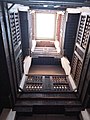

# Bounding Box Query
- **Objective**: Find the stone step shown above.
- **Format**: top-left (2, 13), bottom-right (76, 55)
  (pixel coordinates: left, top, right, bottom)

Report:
top-left (14, 99), bottom-right (82, 114)
top-left (16, 114), bottom-right (80, 120)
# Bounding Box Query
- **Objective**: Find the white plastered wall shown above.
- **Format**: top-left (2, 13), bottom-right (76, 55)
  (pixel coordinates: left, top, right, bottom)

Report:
top-left (61, 56), bottom-right (77, 90)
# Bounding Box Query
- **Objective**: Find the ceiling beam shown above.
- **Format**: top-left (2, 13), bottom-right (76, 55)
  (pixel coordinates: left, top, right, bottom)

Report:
top-left (1, 0), bottom-right (90, 8)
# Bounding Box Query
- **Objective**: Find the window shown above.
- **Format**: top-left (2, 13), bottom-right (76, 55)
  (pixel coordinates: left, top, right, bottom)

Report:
top-left (36, 13), bottom-right (56, 40)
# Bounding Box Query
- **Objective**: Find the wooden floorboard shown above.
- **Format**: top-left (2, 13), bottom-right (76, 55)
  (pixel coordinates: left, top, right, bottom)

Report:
top-left (28, 65), bottom-right (65, 75)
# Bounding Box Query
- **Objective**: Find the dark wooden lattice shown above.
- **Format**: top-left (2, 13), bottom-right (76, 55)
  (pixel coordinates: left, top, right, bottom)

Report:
top-left (71, 13), bottom-right (90, 86)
